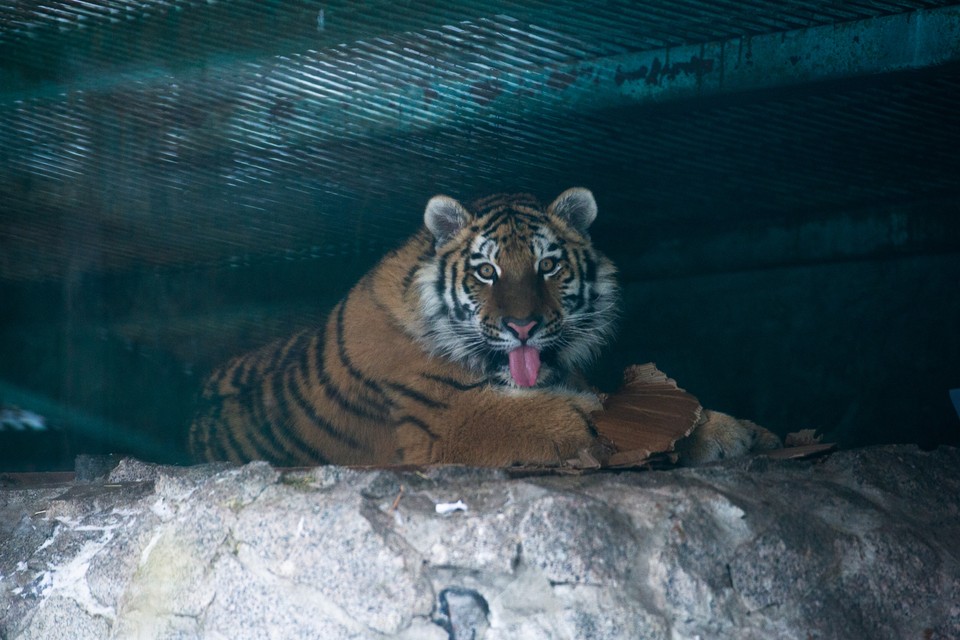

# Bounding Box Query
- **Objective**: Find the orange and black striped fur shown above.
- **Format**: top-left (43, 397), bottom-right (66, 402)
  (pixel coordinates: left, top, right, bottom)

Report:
top-left (190, 188), bottom-right (619, 466)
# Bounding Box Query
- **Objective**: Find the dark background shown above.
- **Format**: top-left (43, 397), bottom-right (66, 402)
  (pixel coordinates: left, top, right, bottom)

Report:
top-left (1, 1), bottom-right (958, 470)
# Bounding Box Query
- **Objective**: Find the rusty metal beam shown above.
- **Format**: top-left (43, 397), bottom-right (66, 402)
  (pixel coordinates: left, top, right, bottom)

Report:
top-left (2, 7), bottom-right (959, 162)
top-left (226, 5), bottom-right (960, 146)
top-left (573, 5), bottom-right (960, 108)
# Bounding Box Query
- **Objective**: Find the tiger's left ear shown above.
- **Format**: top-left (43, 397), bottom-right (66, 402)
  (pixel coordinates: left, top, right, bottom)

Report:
top-left (548, 187), bottom-right (598, 234)
top-left (425, 195), bottom-right (471, 246)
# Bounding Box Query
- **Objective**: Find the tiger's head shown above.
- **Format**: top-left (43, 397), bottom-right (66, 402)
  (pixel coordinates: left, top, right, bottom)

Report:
top-left (416, 188), bottom-right (618, 388)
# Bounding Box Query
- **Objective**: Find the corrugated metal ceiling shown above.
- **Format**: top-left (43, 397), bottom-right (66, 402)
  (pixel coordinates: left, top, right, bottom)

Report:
top-left (1, 0), bottom-right (959, 281)
top-left (2, 1), bottom-right (950, 62)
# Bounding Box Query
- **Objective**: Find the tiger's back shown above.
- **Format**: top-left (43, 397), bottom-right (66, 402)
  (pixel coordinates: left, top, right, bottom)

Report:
top-left (189, 324), bottom-right (394, 467)
top-left (190, 188), bottom-right (619, 467)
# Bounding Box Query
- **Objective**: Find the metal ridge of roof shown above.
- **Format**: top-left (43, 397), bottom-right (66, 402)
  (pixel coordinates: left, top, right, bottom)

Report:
top-left (1, 1), bottom-right (955, 90)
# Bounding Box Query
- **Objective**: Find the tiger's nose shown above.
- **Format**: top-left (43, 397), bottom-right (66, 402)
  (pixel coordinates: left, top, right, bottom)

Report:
top-left (504, 317), bottom-right (539, 341)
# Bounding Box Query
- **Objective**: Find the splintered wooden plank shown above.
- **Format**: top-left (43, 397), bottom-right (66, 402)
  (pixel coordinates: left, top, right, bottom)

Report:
top-left (593, 363), bottom-right (703, 467)
top-left (764, 442), bottom-right (837, 460)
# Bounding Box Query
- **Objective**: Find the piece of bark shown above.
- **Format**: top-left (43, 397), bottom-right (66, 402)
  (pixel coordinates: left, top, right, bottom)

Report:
top-left (515, 363), bottom-right (830, 473)
top-left (593, 363), bottom-right (703, 467)
top-left (784, 428), bottom-right (823, 447)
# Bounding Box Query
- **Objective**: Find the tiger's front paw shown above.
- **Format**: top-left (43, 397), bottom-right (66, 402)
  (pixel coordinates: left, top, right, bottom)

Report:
top-left (677, 410), bottom-right (782, 465)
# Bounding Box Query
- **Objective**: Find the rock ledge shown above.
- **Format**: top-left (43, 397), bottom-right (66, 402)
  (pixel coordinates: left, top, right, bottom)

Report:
top-left (2, 445), bottom-right (958, 639)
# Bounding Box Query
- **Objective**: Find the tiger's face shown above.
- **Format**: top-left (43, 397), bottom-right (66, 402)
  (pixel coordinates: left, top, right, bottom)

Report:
top-left (416, 188), bottom-right (618, 388)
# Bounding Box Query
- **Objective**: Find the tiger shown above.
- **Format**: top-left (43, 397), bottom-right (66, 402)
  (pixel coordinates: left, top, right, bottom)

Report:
top-left (189, 188), bottom-right (780, 467)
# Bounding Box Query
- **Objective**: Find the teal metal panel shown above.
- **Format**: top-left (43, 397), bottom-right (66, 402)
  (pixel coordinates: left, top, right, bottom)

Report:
top-left (0, 0), bottom-right (958, 283)
top-left (219, 6), bottom-right (960, 146)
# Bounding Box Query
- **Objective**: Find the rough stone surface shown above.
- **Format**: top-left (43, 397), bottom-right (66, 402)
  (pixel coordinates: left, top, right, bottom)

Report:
top-left (1, 445), bottom-right (958, 639)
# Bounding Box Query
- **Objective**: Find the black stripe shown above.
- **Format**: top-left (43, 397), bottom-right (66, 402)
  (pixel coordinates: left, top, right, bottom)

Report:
top-left (395, 415), bottom-right (439, 440)
top-left (286, 370), bottom-right (366, 454)
top-left (312, 344), bottom-right (387, 422)
top-left (208, 365), bottom-right (230, 388)
top-left (450, 262), bottom-right (470, 321)
top-left (572, 406), bottom-right (599, 438)
top-left (208, 420), bottom-right (238, 462)
top-left (420, 373), bottom-right (487, 391)
top-left (434, 253), bottom-right (449, 301)
top-left (207, 383), bottom-right (283, 463)
top-left (449, 261), bottom-right (459, 291)
top-left (480, 210), bottom-right (511, 233)
top-left (401, 242), bottom-right (435, 293)
top-left (269, 373), bottom-right (334, 465)
top-left (401, 264), bottom-right (420, 293)
top-left (385, 382), bottom-right (449, 409)
top-left (583, 251), bottom-right (597, 284)
top-left (225, 410), bottom-right (278, 463)
top-left (259, 424), bottom-right (299, 466)
top-left (230, 360), bottom-right (246, 390)
top-left (237, 372), bottom-right (292, 464)
top-left (212, 369), bottom-right (293, 464)
top-left (267, 368), bottom-right (316, 464)
top-left (494, 207), bottom-right (539, 227)
top-left (470, 194), bottom-right (511, 211)
top-left (574, 250), bottom-right (590, 312)
top-left (205, 340), bottom-right (306, 465)
top-left (195, 387), bottom-right (224, 421)
top-left (278, 331), bottom-right (310, 372)
top-left (334, 300), bottom-right (393, 411)
top-left (189, 415), bottom-right (213, 460)
top-left (320, 322), bottom-right (392, 420)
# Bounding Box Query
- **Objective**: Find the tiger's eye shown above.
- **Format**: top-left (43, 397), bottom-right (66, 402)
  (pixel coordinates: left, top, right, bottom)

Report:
top-left (476, 263), bottom-right (497, 280)
top-left (538, 257), bottom-right (557, 274)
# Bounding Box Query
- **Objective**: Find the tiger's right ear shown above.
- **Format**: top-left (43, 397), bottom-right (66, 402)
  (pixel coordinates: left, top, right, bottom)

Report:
top-left (549, 187), bottom-right (597, 235)
top-left (424, 195), bottom-right (471, 246)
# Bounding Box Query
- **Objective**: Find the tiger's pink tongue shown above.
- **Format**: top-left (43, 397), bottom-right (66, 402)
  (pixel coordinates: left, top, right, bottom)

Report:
top-left (508, 346), bottom-right (541, 387)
